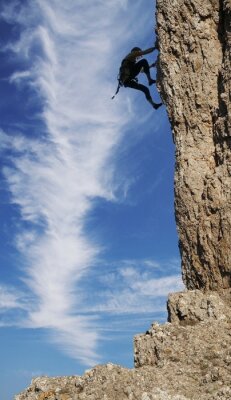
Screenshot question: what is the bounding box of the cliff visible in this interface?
[157,0,231,291]
[15,1,231,399]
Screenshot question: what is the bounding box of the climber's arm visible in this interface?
[140,46,156,56]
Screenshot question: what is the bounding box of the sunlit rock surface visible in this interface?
[15,290,231,400]
[157,0,231,290]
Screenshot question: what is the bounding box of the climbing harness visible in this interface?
[111,59,156,100]
[111,58,135,99]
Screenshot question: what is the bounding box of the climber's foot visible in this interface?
[153,103,162,110]
[149,79,156,86]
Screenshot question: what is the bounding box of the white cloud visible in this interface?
[78,258,184,315]
[0,285,24,311]
[9,70,32,84]
[0,0,134,366]
[0,0,166,365]
[132,275,183,297]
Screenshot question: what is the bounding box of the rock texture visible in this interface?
[15,291,231,400]
[156,0,231,290]
[134,291,231,371]
[14,1,231,399]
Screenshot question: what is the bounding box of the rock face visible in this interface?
[134,291,231,373]
[14,1,231,399]
[15,291,231,400]
[156,0,231,290]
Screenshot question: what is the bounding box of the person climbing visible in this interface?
[112,46,162,110]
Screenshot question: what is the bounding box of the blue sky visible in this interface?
[0,0,184,398]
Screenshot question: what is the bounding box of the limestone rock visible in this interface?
[156,0,231,290]
[14,364,194,400]
[134,291,231,378]
[167,289,231,323]
[15,291,231,400]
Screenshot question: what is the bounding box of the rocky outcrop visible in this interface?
[134,291,231,378]
[15,291,231,400]
[156,0,231,290]
[14,1,231,399]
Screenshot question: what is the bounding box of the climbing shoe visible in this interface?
[149,79,156,86]
[153,103,162,110]
[149,62,157,68]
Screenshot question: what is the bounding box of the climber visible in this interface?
[112,46,162,110]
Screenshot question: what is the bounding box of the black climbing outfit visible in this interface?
[123,59,153,102]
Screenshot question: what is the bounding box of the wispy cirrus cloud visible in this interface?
[0,0,135,366]
[0,284,28,328]
[0,0,169,366]
[78,258,184,315]
[0,285,23,311]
